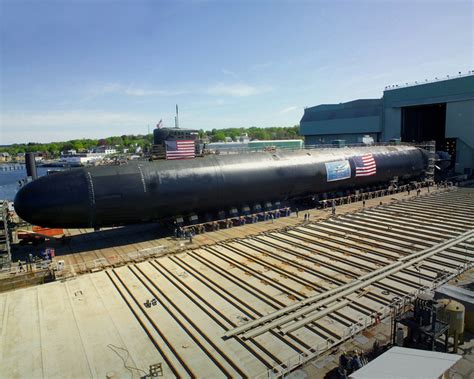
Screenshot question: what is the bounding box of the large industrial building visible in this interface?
[300,74,474,175]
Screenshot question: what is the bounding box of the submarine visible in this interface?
[14,145,428,228]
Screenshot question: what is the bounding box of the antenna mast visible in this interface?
[175,104,179,128]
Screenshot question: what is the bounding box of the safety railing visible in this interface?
[209,141,419,155]
[384,72,473,91]
[57,245,169,275]
[254,259,473,378]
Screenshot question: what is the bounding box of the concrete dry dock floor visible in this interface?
[1,188,474,378]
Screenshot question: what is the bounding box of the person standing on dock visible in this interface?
[332,201,336,216]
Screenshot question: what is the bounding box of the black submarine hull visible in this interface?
[14,146,428,228]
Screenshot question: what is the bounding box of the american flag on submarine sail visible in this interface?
[354,153,376,177]
[165,140,196,160]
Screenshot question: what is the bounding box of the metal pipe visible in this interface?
[25,152,37,180]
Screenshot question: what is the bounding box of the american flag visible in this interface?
[165,140,195,160]
[354,153,376,176]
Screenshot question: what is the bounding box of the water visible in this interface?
[0,166,59,201]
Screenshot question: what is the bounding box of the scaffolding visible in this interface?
[415,140,436,183]
[0,201,12,266]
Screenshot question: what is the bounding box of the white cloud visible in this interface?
[123,87,186,97]
[221,68,238,79]
[1,110,150,127]
[87,81,270,99]
[279,106,299,114]
[250,62,273,72]
[89,83,186,97]
[206,83,271,97]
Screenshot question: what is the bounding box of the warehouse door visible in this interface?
[401,103,446,149]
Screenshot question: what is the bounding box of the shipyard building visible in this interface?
[300,74,474,175]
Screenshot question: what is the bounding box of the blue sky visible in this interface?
[1,0,472,144]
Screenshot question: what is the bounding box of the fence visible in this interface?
[58,244,169,276]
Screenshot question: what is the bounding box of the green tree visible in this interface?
[211,131,226,142]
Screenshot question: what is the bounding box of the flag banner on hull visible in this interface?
[165,140,196,160]
[325,160,351,182]
[354,153,376,176]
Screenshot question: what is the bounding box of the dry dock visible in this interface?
[1,188,473,378]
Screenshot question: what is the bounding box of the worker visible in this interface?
[332,203,336,216]
[271,213,274,223]
[296,208,299,217]
[372,340,380,356]
[417,188,421,196]
[362,200,366,208]
[339,351,349,372]
[374,312,381,324]
[352,351,363,370]
[338,366,348,379]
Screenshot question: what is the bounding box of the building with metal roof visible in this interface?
[350,347,461,379]
[300,74,474,175]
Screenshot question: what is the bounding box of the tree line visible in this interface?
[1,134,154,158]
[1,126,302,157]
[204,125,301,142]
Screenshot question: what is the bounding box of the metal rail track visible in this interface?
[224,230,474,339]
[295,225,452,275]
[105,269,190,378]
[193,247,332,347]
[255,234,414,297]
[129,264,243,377]
[167,254,305,362]
[235,238,393,311]
[215,242,372,326]
[149,259,275,371]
